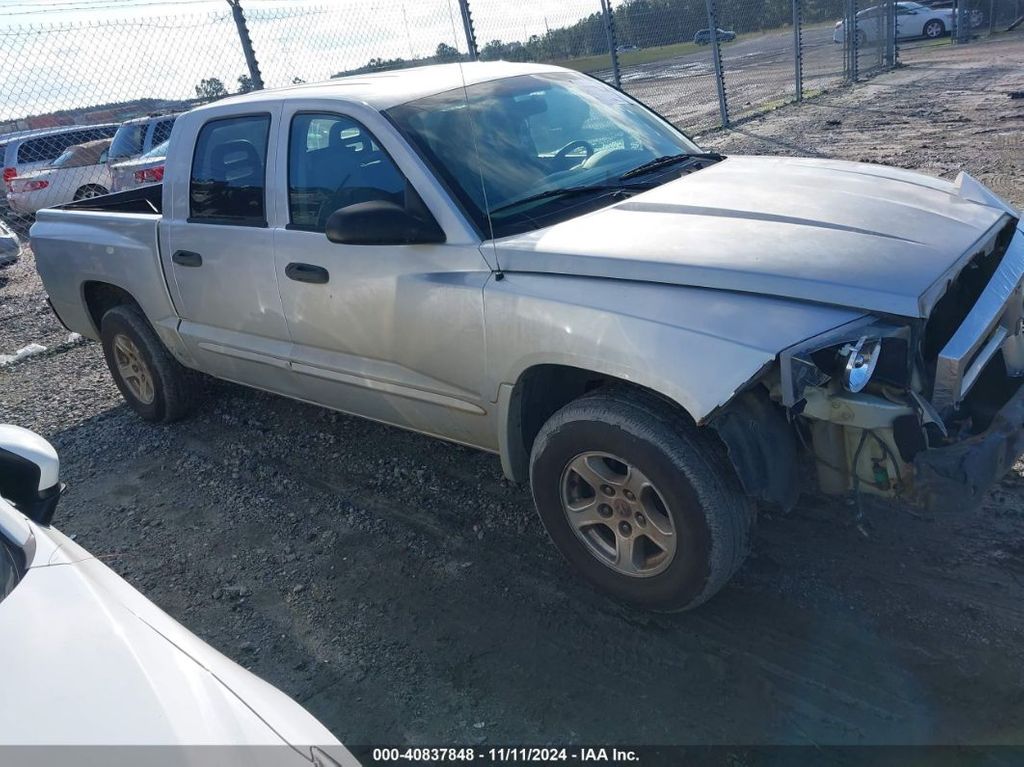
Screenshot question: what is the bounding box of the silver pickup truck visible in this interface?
[31,62,1024,611]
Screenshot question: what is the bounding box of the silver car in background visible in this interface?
[6,139,112,214]
[109,139,168,193]
[107,113,178,164]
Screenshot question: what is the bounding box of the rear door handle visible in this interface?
[285,262,330,284]
[172,250,202,267]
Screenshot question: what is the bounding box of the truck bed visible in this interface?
[58,183,162,215]
[31,184,175,344]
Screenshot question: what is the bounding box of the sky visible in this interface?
[0,0,605,121]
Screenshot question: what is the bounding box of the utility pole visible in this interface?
[227,0,264,90]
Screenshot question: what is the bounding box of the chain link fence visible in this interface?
[0,0,1020,237]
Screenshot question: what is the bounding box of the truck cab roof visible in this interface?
[203,61,564,113]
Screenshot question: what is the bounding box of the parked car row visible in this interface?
[2,112,178,215]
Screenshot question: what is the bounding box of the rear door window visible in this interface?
[109,123,145,161]
[17,136,62,164]
[189,114,270,226]
[151,119,175,147]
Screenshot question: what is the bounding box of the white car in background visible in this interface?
[0,424,359,766]
[833,1,954,44]
[110,138,168,193]
[6,139,112,214]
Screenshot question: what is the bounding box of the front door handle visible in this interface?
[285,262,330,284]
[172,250,203,267]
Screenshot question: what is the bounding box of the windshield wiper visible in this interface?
[489,183,650,215]
[619,152,724,181]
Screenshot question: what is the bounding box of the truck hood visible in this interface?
[491,156,1015,318]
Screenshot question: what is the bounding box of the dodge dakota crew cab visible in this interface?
[31,62,1024,611]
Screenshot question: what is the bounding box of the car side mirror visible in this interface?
[0,425,62,526]
[325,201,446,246]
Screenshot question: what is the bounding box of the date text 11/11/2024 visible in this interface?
[369,747,641,763]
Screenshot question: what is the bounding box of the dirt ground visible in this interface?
[2,34,1024,752]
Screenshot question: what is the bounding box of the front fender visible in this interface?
[484,273,866,422]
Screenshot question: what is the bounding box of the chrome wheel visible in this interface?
[559,451,677,578]
[924,20,943,38]
[112,333,155,405]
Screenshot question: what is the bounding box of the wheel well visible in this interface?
[82,281,140,335]
[504,364,692,483]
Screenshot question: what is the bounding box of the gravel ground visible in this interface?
[2,34,1024,751]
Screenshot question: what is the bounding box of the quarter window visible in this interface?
[287,113,406,232]
[189,114,270,226]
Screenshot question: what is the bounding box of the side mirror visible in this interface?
[325,201,446,246]
[0,425,62,526]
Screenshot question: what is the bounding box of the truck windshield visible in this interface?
[386,71,702,239]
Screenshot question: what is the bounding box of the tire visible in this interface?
[74,184,108,201]
[529,389,754,612]
[100,305,198,423]
[924,19,945,38]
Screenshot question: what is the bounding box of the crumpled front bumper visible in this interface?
[911,380,1024,512]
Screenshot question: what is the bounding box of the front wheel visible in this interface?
[529,390,754,612]
[923,19,945,38]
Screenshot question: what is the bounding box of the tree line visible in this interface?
[334,0,848,76]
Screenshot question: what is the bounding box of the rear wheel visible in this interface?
[74,184,108,200]
[923,19,945,38]
[529,390,754,612]
[100,305,198,422]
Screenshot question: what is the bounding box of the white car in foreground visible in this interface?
[6,139,112,214]
[0,425,358,766]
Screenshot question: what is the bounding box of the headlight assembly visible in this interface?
[779,321,912,408]
[840,336,882,393]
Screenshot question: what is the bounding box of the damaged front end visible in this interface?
[769,216,1024,512]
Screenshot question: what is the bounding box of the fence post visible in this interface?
[892,0,899,67]
[600,0,621,88]
[845,0,859,82]
[792,0,803,101]
[458,0,478,60]
[227,0,263,90]
[705,0,729,127]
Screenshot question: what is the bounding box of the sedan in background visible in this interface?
[110,138,167,193]
[833,1,954,43]
[6,139,111,214]
[693,27,737,44]
[0,424,359,765]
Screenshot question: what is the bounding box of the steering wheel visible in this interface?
[554,140,595,163]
